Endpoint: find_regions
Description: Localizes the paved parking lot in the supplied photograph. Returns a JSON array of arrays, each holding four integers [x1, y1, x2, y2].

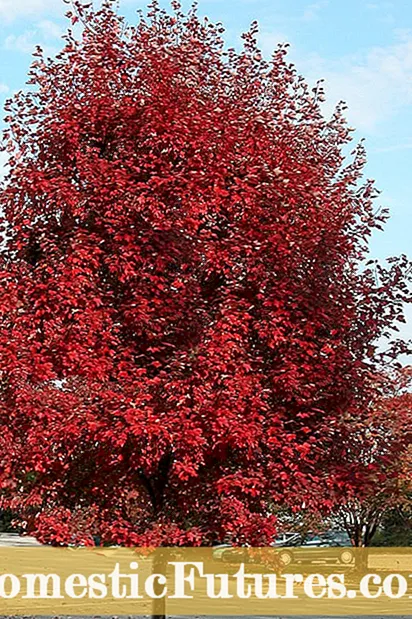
[[0, 536, 410, 619], [0, 532, 41, 546]]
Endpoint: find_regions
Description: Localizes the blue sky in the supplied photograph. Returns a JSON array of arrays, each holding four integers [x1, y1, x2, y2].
[[0, 0, 411, 340]]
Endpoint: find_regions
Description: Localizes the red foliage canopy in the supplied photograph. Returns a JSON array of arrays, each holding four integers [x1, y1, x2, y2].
[[0, 1, 410, 546]]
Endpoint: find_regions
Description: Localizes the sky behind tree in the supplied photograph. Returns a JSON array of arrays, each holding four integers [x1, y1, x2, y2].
[[0, 0, 411, 340]]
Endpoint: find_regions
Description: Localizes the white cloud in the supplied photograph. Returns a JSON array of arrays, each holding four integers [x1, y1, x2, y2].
[[0, 83, 9, 94], [367, 1, 394, 8], [311, 37, 412, 132], [258, 30, 290, 54], [0, 0, 59, 21], [259, 29, 412, 134], [4, 31, 38, 54], [373, 142, 412, 154], [3, 19, 62, 55], [37, 19, 63, 39], [302, 1, 328, 23], [0, 0, 125, 20]]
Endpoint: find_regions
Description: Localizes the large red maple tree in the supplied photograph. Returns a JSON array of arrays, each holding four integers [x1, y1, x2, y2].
[[0, 0, 410, 547]]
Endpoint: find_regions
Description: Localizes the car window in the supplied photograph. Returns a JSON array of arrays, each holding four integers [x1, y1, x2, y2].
[[321, 532, 351, 545], [303, 533, 322, 543]]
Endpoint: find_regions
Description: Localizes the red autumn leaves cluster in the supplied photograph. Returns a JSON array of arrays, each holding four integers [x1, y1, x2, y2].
[[0, 1, 410, 546]]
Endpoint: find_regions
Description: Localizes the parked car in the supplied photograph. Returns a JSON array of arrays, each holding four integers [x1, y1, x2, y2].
[[277, 531, 354, 567], [271, 532, 301, 547], [212, 533, 300, 561], [213, 531, 354, 567], [211, 544, 233, 561]]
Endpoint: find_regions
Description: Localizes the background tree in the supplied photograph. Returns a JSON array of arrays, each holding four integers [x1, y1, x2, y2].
[[0, 0, 410, 551], [371, 493, 412, 547], [333, 373, 412, 546]]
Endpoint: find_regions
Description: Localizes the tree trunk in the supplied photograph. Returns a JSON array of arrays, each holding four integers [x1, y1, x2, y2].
[[137, 455, 172, 619]]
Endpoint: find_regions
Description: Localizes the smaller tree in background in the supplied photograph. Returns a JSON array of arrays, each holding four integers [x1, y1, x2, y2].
[[333, 370, 412, 546], [371, 496, 412, 547], [371, 440, 412, 546]]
